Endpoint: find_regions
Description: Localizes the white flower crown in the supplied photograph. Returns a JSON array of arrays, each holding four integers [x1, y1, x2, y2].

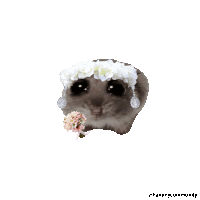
[[57, 59, 140, 109]]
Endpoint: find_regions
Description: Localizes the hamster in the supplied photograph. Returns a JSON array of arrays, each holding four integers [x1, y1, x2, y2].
[[61, 59, 149, 135]]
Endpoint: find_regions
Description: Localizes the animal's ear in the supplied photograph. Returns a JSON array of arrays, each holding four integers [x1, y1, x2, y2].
[[135, 67, 142, 75], [134, 68, 149, 109], [135, 69, 149, 90]]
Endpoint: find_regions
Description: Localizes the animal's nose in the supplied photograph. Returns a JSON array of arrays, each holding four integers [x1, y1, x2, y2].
[[91, 108, 103, 115]]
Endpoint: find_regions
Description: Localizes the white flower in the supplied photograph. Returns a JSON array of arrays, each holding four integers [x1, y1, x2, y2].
[[127, 66, 137, 77], [67, 65, 79, 75], [107, 59, 114, 66], [62, 79, 69, 87], [60, 69, 68, 79], [129, 78, 137, 88], [121, 68, 129, 78], [70, 74, 79, 81], [112, 72, 123, 80], [60, 69, 71, 87], [121, 78, 129, 83], [93, 62, 114, 82], [59, 60, 138, 90], [77, 61, 95, 79], [93, 62, 104, 79]]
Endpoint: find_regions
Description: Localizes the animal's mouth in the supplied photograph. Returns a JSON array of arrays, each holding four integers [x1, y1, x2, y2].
[[93, 115, 99, 121]]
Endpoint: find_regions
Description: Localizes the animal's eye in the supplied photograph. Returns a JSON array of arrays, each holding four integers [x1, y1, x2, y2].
[[107, 80, 126, 96], [70, 79, 89, 95]]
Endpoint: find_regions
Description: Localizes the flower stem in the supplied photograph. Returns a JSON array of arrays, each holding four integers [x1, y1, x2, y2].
[[79, 133, 85, 138]]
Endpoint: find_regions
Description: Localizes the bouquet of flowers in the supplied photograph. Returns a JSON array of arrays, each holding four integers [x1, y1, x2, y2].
[[63, 111, 90, 140]]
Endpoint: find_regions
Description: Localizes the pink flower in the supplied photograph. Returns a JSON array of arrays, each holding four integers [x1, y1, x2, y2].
[[63, 111, 89, 139], [63, 122, 70, 131], [80, 124, 85, 129], [81, 114, 87, 121], [76, 114, 81, 119]]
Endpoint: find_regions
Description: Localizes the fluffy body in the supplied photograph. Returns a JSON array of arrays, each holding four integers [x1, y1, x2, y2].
[[61, 59, 149, 135]]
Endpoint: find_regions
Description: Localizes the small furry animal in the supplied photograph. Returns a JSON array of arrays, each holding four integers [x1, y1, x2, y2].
[[61, 59, 149, 135]]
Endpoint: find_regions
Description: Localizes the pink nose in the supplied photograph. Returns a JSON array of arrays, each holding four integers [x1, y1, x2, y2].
[[91, 108, 103, 115]]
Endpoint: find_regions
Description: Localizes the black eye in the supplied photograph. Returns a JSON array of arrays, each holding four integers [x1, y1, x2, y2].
[[70, 79, 89, 95], [107, 80, 126, 96]]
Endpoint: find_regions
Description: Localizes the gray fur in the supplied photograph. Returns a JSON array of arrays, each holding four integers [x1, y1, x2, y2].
[[61, 59, 149, 135]]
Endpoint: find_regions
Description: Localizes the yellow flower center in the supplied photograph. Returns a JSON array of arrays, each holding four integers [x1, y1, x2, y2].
[[100, 68, 107, 76], [94, 66, 111, 76], [94, 66, 100, 71]]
